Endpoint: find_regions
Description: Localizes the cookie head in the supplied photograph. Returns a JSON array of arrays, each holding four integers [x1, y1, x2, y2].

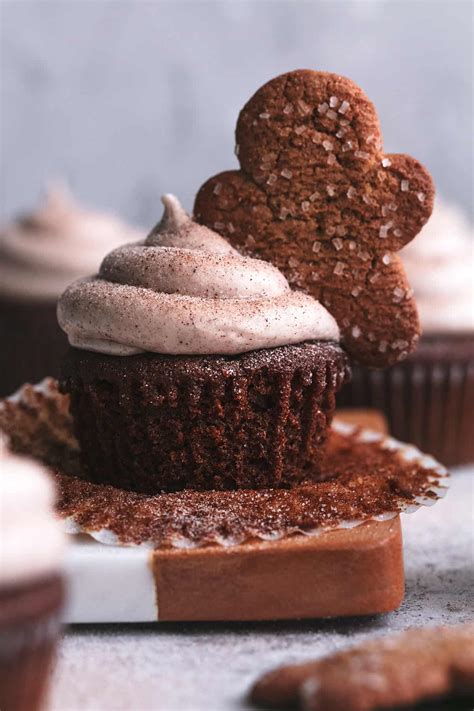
[[195, 69, 435, 367]]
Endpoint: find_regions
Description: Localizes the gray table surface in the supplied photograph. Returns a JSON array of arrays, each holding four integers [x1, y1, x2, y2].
[[48, 468, 474, 711]]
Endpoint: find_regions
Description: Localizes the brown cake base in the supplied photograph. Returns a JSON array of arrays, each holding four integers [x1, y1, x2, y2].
[[0, 298, 67, 397], [338, 333, 474, 466], [0, 575, 64, 711], [152, 518, 403, 621], [60, 341, 349, 492]]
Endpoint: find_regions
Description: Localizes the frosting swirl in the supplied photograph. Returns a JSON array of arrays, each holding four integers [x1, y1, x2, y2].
[[0, 436, 65, 587], [402, 199, 474, 333], [58, 195, 339, 356], [0, 185, 143, 300]]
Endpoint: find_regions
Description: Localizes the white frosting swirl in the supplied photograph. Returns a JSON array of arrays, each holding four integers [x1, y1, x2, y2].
[[58, 195, 339, 356], [402, 199, 474, 333], [0, 437, 65, 587], [0, 185, 143, 301]]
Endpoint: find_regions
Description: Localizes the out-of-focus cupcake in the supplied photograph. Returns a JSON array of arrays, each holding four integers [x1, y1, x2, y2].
[[58, 195, 349, 493], [0, 437, 66, 711], [338, 199, 474, 466], [0, 186, 143, 396]]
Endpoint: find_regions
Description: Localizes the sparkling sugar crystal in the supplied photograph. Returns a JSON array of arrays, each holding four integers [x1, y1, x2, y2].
[[322, 140, 333, 151], [382, 253, 392, 265], [294, 125, 306, 135], [382, 158, 392, 168], [333, 261, 345, 276], [283, 103, 293, 114], [400, 180, 410, 192], [301, 201, 310, 212], [288, 257, 299, 268], [312, 241, 322, 253], [332, 238, 344, 251], [326, 185, 336, 197], [329, 96, 339, 108], [259, 112, 270, 119], [379, 222, 393, 238], [318, 102, 329, 115], [352, 325, 361, 338], [417, 192, 426, 203], [280, 169, 293, 180], [213, 183, 222, 196], [351, 286, 362, 297], [214, 222, 225, 230], [393, 287, 405, 303], [379, 341, 388, 353], [338, 100, 350, 114], [327, 154, 337, 166], [347, 187, 356, 199], [326, 109, 338, 120], [309, 191, 320, 202], [267, 174, 277, 186], [355, 150, 370, 160], [227, 223, 235, 234]]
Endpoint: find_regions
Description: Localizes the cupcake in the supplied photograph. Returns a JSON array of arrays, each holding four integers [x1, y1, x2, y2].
[[58, 195, 349, 493], [0, 437, 65, 711], [338, 198, 474, 466], [0, 186, 143, 397]]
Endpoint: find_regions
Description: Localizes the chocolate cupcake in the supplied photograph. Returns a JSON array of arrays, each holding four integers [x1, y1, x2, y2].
[[339, 199, 474, 466], [58, 195, 349, 492], [0, 437, 65, 711], [0, 186, 143, 397]]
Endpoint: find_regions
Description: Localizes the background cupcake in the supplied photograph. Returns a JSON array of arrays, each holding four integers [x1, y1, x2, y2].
[[0, 437, 65, 711], [0, 186, 143, 397], [58, 195, 349, 493], [338, 198, 474, 466]]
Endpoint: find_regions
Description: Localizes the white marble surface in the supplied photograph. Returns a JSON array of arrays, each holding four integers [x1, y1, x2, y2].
[[48, 468, 473, 711]]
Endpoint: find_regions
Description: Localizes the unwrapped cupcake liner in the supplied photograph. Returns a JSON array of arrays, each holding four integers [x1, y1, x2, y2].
[[59, 419, 449, 549], [0, 378, 449, 550]]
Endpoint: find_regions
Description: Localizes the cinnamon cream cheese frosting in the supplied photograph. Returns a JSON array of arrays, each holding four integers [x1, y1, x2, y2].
[[402, 199, 474, 333], [0, 186, 143, 301], [58, 195, 340, 356], [0, 436, 65, 587]]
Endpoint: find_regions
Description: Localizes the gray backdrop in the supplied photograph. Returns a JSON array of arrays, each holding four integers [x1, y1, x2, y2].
[[1, 0, 472, 227]]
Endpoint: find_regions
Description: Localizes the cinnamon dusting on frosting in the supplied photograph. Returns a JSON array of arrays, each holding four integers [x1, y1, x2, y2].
[[0, 185, 143, 300], [58, 195, 340, 356]]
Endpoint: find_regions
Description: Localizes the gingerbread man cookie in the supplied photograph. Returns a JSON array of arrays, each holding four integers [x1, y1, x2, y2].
[[251, 624, 474, 711], [195, 70, 434, 367]]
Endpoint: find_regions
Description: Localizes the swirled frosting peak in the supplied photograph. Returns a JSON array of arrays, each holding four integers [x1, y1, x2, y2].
[[58, 195, 339, 356], [0, 184, 144, 300]]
